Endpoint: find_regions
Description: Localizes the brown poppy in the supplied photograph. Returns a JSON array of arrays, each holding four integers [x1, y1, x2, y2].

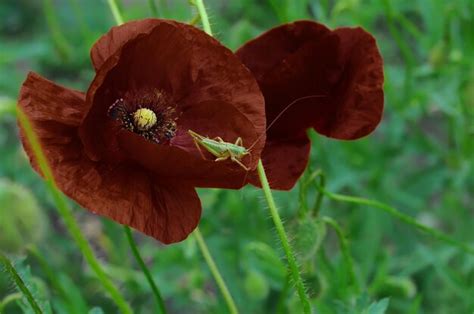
[[18, 19, 266, 244], [236, 21, 384, 190]]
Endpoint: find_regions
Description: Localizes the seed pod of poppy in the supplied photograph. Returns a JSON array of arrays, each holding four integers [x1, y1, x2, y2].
[[372, 276, 417, 299], [291, 217, 327, 263], [0, 179, 45, 253], [244, 270, 270, 301]]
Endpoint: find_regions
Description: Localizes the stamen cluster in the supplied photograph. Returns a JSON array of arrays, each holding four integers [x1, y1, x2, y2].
[[107, 88, 178, 144]]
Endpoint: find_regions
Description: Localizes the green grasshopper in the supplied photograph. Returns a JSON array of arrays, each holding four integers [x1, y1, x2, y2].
[[188, 130, 250, 170], [188, 95, 327, 171]]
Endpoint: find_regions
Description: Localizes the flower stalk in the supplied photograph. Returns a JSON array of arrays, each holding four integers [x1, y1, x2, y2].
[[318, 188, 474, 256], [124, 226, 167, 314], [256, 160, 311, 314], [194, 228, 239, 314], [191, 0, 212, 35], [107, 0, 124, 25]]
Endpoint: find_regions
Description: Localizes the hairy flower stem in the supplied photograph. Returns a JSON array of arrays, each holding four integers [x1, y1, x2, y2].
[[124, 226, 167, 314], [319, 188, 474, 256], [192, 0, 212, 35], [257, 160, 311, 314], [107, 0, 124, 25], [194, 228, 238, 314], [17, 108, 133, 314], [0, 252, 43, 314]]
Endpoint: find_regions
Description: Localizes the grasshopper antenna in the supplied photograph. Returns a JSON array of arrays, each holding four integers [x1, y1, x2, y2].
[[241, 94, 327, 186], [247, 94, 327, 152]]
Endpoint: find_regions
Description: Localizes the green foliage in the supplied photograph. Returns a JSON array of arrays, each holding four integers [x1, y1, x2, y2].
[[1, 0, 474, 313]]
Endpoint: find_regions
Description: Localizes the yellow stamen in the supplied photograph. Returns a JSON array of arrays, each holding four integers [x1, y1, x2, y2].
[[133, 108, 157, 131]]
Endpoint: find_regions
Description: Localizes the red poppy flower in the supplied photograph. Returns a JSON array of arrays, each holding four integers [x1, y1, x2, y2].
[[18, 19, 265, 244], [236, 21, 384, 190]]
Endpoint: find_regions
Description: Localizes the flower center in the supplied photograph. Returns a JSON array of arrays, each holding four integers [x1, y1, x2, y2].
[[133, 108, 157, 131], [107, 88, 178, 144]]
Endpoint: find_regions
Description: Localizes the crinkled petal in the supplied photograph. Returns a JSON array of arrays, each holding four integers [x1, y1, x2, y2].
[[19, 72, 87, 126], [248, 136, 311, 190], [90, 19, 161, 71], [18, 72, 201, 244], [326, 27, 384, 139], [237, 21, 383, 140]]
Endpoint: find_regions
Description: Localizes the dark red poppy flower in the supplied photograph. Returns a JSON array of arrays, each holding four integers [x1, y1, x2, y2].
[[236, 21, 384, 190], [18, 19, 266, 244]]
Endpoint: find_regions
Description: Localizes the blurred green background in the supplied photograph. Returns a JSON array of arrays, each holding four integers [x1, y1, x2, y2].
[[1, 0, 473, 313]]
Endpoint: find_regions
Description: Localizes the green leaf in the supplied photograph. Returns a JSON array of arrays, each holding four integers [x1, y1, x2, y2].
[[366, 298, 390, 314]]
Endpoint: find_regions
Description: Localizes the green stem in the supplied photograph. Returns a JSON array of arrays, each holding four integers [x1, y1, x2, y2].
[[319, 188, 474, 256], [305, 170, 326, 217], [322, 217, 359, 292], [189, 4, 239, 313], [124, 227, 167, 314], [192, 0, 212, 35], [17, 108, 132, 314], [0, 293, 23, 313], [382, 0, 415, 100], [189, 14, 201, 26], [0, 253, 43, 314], [276, 274, 291, 314], [27, 247, 69, 303], [42, 0, 72, 60], [66, 0, 92, 42], [194, 228, 238, 314], [148, 0, 159, 17], [256, 160, 311, 314], [107, 0, 124, 25]]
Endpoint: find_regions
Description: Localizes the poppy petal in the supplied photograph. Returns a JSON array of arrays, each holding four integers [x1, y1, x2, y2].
[[90, 18, 161, 71], [326, 27, 384, 139], [236, 21, 383, 139], [248, 135, 311, 190], [19, 72, 87, 126], [236, 21, 338, 135], [18, 72, 201, 244], [81, 20, 265, 186]]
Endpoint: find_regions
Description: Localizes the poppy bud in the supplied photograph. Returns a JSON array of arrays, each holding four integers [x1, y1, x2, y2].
[[0, 179, 46, 253]]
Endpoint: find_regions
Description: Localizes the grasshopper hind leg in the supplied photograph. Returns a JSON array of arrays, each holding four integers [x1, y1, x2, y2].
[[230, 156, 249, 171]]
